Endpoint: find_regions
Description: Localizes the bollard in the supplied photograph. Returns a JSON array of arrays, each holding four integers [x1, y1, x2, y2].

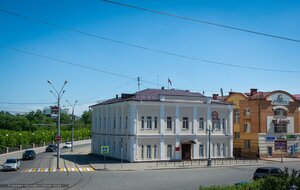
[[6, 147, 9, 154]]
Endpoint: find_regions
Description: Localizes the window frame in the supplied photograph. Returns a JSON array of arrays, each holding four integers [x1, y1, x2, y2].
[[182, 117, 189, 129]]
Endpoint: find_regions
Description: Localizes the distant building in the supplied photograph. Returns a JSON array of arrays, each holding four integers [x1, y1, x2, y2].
[[226, 89, 300, 158], [91, 88, 233, 162]]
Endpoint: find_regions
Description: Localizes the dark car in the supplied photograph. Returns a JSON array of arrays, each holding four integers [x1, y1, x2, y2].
[[253, 167, 283, 180], [46, 144, 57, 152], [22, 150, 36, 160]]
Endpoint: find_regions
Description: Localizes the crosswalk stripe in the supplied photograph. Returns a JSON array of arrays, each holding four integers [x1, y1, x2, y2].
[[21, 168, 94, 173]]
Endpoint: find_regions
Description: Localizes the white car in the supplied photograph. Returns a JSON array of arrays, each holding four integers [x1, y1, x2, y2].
[[2, 158, 20, 171], [63, 142, 72, 149]]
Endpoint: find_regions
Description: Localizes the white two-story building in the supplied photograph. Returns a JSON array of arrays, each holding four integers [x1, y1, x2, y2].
[[91, 88, 233, 162]]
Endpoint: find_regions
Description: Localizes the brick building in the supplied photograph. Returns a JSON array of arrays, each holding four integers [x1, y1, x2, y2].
[[226, 89, 300, 158]]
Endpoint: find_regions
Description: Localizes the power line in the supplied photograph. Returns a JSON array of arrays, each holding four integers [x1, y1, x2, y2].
[[0, 101, 54, 105], [0, 9, 299, 73], [102, 0, 300, 44]]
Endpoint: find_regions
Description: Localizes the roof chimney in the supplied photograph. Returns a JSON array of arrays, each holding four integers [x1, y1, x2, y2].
[[250, 88, 258, 96], [212, 94, 219, 100]]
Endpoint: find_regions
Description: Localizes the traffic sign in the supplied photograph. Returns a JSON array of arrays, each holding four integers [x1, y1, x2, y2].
[[101, 146, 109, 154], [55, 135, 61, 141]]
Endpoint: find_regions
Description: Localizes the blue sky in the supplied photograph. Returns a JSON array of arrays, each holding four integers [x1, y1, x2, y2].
[[0, 0, 300, 115]]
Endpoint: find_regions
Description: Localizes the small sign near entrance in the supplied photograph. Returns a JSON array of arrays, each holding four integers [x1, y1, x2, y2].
[[175, 147, 180, 151], [55, 135, 61, 141], [275, 140, 287, 150], [101, 146, 109, 154], [211, 111, 218, 119]]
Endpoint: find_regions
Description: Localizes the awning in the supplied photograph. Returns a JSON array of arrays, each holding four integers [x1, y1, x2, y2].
[[181, 140, 196, 144]]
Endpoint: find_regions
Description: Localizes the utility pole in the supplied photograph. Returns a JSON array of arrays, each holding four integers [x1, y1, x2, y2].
[[66, 100, 78, 152], [137, 77, 140, 91], [48, 80, 68, 169]]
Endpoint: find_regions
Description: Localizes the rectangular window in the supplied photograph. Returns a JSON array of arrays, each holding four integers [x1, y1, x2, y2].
[[244, 140, 251, 149], [141, 116, 145, 129], [154, 145, 157, 159], [125, 116, 128, 128], [199, 144, 204, 157], [104, 118, 106, 129], [274, 124, 287, 133], [222, 118, 226, 130], [217, 143, 221, 157], [234, 109, 240, 124], [213, 120, 220, 131], [147, 116, 152, 129], [199, 117, 204, 130], [244, 108, 251, 116], [154, 117, 158, 129], [146, 145, 151, 159], [99, 118, 101, 129], [244, 123, 250, 133], [119, 116, 121, 128], [167, 144, 172, 158], [141, 145, 144, 159], [167, 117, 172, 129], [182, 117, 189, 129], [223, 144, 226, 157], [212, 144, 215, 157], [113, 117, 116, 128], [113, 141, 116, 153], [234, 132, 240, 139]]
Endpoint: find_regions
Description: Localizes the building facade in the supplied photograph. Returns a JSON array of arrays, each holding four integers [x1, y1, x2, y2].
[[91, 89, 233, 162], [226, 89, 300, 158]]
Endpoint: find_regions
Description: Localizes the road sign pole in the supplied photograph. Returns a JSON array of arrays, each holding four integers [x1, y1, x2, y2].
[[104, 155, 106, 170]]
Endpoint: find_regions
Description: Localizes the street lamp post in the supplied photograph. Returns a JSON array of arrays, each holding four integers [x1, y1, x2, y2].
[[206, 125, 213, 166], [48, 80, 68, 169], [66, 100, 77, 152]]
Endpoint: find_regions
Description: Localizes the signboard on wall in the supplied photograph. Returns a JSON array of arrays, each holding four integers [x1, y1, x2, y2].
[[100, 146, 109, 154], [266, 136, 276, 141], [274, 140, 287, 150]]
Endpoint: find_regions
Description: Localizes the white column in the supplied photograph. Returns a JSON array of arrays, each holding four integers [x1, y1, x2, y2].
[[193, 139, 198, 159], [121, 104, 124, 135], [129, 137, 136, 162], [228, 106, 234, 158], [129, 104, 137, 135], [160, 105, 165, 135], [160, 136, 165, 160], [193, 106, 197, 134], [175, 105, 180, 134]]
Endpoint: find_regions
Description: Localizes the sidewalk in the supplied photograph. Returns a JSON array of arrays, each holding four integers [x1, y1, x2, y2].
[[89, 158, 263, 171], [261, 157, 300, 163]]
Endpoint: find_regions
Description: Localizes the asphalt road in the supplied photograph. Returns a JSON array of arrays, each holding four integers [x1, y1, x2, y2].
[[1, 144, 300, 190]]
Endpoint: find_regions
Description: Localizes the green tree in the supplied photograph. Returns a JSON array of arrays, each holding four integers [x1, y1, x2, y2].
[[81, 110, 91, 126]]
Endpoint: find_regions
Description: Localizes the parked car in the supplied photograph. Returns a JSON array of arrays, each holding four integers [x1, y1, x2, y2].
[[45, 144, 57, 152], [253, 167, 283, 180], [2, 158, 20, 171], [22, 150, 36, 160], [63, 142, 72, 149]]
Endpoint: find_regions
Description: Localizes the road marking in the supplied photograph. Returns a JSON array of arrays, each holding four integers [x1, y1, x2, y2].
[[21, 168, 94, 173]]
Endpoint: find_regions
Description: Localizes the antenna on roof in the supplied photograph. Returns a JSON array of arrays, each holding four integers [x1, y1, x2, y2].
[[137, 77, 140, 91]]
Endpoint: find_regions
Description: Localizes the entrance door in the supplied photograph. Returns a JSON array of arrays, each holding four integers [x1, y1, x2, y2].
[[181, 144, 191, 160], [268, 147, 273, 157]]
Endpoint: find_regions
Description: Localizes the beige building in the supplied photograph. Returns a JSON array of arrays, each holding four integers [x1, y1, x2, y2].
[[91, 89, 234, 162]]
